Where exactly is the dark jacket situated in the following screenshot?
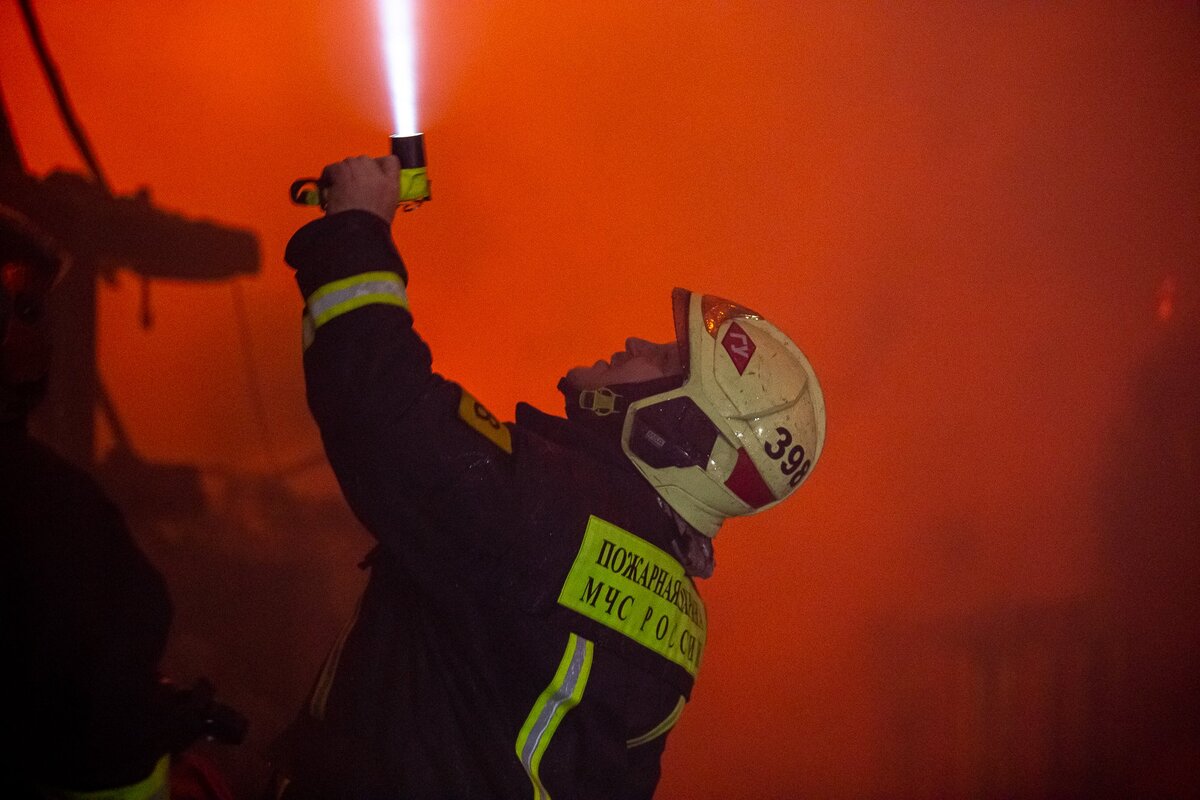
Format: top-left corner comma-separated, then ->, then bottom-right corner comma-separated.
280,211 -> 707,799
0,420 -> 172,797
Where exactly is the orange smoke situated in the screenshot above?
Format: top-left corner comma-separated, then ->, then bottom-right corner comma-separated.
2,2 -> 1197,797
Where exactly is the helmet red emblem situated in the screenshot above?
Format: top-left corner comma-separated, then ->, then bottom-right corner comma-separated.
721,321 -> 756,375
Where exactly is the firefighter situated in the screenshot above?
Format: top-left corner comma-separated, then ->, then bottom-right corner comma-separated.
0,206 -> 174,800
274,155 -> 825,799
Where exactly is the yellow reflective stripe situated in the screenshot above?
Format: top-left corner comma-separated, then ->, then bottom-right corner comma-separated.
558,516 -> 706,676
626,695 -> 685,748
515,633 -> 594,800
55,754 -> 169,800
309,595 -> 363,720
305,271 -> 408,330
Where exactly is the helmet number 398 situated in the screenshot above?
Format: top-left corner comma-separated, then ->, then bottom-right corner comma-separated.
763,426 -> 812,487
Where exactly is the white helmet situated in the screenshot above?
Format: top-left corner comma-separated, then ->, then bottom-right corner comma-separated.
621,289 -> 826,537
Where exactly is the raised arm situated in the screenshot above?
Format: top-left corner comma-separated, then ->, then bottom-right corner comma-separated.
285,156 -> 514,562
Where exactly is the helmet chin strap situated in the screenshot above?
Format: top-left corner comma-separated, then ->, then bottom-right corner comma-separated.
557,374 -> 685,451
557,374 -> 684,424
557,372 -> 715,569
578,386 -> 621,416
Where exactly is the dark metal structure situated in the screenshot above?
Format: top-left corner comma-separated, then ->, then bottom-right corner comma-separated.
0,82 -> 259,497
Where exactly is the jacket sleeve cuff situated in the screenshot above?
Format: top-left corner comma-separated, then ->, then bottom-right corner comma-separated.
285,210 -> 408,298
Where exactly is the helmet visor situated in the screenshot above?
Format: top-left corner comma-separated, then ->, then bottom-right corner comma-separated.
627,395 -> 720,470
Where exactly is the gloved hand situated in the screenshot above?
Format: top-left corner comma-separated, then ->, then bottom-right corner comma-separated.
320,155 -> 400,224
157,677 -> 248,753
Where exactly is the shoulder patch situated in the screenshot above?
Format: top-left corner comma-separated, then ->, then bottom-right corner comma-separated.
558,516 -> 706,676
457,388 -> 513,454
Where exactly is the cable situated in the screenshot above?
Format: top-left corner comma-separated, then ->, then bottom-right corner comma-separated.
229,281 -> 280,473
16,0 -> 280,473
16,0 -> 111,192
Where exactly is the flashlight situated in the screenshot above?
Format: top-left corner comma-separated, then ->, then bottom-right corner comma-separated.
391,134 -> 431,207
289,132 -> 431,210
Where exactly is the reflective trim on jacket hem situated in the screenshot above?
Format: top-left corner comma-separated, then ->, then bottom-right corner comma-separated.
626,695 -> 685,747
515,633 -> 594,800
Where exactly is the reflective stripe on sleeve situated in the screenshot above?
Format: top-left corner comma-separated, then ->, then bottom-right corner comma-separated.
515,633 -> 594,800
304,271 -> 408,331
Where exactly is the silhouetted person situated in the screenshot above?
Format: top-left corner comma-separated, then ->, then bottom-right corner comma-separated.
1099,294 -> 1200,798
0,207 -> 174,799
270,156 -> 826,798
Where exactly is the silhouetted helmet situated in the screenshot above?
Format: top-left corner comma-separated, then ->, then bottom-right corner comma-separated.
622,289 -> 826,536
1,206 -> 66,393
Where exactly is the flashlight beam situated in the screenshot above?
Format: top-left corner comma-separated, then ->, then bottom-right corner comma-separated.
380,0 -> 420,136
